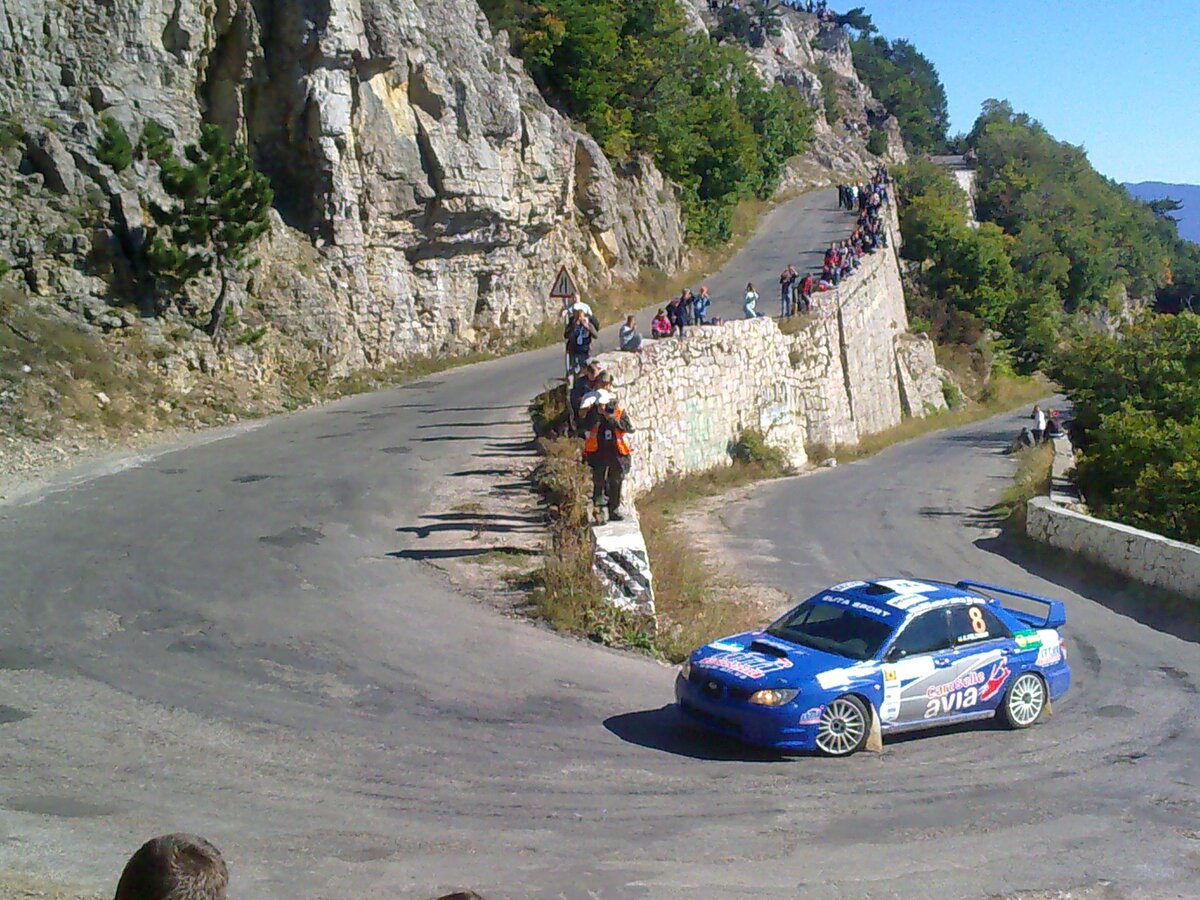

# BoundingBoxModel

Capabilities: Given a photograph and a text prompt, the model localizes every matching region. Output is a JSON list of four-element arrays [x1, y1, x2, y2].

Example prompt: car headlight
[[748, 688, 799, 707], [680, 660, 691, 680]]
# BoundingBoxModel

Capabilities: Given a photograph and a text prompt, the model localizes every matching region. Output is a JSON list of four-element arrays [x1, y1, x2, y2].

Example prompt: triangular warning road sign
[[548, 265, 577, 299]]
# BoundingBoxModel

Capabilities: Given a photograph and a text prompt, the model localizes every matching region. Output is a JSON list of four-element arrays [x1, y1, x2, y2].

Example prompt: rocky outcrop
[[895, 333, 949, 417], [0, 0, 686, 380], [683, 1, 906, 188]]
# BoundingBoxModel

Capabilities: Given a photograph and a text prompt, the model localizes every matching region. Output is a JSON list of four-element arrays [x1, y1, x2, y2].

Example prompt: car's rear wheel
[[1001, 672, 1046, 729], [815, 695, 869, 757]]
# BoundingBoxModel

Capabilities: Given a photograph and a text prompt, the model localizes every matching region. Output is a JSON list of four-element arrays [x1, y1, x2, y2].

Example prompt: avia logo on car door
[[881, 648, 1011, 724], [922, 659, 1010, 718]]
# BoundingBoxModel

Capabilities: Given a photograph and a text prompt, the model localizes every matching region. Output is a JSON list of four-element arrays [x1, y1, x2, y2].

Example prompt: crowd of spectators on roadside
[[561, 167, 893, 369], [558, 167, 892, 522]]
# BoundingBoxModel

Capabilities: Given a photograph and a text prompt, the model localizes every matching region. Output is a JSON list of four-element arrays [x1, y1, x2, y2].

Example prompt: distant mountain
[[1124, 181, 1200, 243]]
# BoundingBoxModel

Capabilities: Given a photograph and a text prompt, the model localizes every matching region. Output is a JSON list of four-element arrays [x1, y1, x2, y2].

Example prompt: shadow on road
[[416, 420, 526, 429], [396, 511, 543, 539], [388, 546, 537, 562], [421, 404, 527, 414], [975, 532, 1200, 645], [604, 706, 790, 762], [918, 505, 1005, 528]]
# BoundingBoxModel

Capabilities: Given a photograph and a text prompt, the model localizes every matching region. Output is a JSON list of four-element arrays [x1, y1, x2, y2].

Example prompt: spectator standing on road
[[798, 271, 814, 312], [618, 315, 642, 351], [582, 396, 634, 523], [1031, 403, 1047, 445], [743, 282, 762, 318], [779, 264, 798, 317], [565, 308, 598, 374], [682, 289, 697, 326], [694, 285, 712, 325], [667, 296, 687, 338], [569, 361, 601, 433]]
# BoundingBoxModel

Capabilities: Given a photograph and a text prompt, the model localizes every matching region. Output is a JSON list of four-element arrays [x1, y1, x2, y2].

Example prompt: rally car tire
[[1000, 671, 1046, 729], [815, 695, 869, 757]]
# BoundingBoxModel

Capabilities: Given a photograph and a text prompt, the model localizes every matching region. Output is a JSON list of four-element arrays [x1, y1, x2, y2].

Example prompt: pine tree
[[144, 125, 273, 339]]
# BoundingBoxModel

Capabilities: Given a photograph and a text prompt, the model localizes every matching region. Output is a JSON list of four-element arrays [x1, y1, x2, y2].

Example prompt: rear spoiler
[[956, 580, 1066, 630]]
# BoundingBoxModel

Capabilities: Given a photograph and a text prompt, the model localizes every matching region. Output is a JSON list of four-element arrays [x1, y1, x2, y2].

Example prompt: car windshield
[[766, 600, 895, 661]]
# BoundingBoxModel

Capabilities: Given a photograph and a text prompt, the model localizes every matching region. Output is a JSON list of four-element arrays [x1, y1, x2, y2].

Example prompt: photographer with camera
[[580, 389, 635, 524]]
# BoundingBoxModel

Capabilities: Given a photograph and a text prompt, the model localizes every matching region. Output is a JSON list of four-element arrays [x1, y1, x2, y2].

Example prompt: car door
[[937, 603, 1016, 714], [878, 609, 956, 726]]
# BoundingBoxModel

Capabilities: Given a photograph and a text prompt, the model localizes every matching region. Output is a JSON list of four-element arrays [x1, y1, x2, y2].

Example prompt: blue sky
[[862, 1, 1200, 185]]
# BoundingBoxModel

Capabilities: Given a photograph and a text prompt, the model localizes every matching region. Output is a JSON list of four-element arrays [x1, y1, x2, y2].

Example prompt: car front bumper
[[674, 673, 818, 750]]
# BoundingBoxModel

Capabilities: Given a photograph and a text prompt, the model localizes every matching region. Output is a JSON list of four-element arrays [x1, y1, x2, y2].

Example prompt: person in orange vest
[[582, 396, 634, 523]]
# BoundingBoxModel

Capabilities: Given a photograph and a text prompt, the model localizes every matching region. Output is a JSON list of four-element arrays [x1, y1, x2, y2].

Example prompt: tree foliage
[[850, 36, 948, 152], [479, 0, 813, 243], [896, 158, 1019, 346], [1047, 313, 1200, 544], [971, 100, 1195, 306], [143, 124, 273, 338], [712, 1, 782, 49]]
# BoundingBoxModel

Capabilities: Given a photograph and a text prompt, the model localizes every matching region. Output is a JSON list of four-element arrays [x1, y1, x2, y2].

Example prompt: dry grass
[[638, 479, 770, 663], [994, 442, 1055, 532], [835, 372, 1053, 463], [528, 525, 657, 651], [635, 436, 791, 661]]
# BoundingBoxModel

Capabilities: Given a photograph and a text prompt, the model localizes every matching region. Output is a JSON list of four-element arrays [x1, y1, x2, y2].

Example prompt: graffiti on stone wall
[[681, 397, 721, 470]]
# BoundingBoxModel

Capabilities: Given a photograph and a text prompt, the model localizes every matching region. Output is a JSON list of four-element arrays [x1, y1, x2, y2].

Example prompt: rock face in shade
[[0, 0, 685, 374]]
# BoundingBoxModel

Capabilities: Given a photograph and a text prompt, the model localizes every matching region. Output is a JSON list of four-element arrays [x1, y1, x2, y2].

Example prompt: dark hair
[[114, 834, 228, 900]]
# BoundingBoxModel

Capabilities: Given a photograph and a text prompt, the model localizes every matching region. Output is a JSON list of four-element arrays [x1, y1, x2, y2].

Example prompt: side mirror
[[884, 647, 904, 664]]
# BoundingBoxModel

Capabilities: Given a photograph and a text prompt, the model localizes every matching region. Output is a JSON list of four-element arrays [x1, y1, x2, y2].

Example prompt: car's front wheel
[[815, 695, 869, 757], [1000, 671, 1046, 729]]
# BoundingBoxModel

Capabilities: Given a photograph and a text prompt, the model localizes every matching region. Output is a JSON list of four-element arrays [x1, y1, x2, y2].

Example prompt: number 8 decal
[[968, 606, 987, 634]]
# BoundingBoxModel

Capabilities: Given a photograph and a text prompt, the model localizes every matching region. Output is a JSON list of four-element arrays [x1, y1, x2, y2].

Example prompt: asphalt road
[[1, 189, 1197, 899]]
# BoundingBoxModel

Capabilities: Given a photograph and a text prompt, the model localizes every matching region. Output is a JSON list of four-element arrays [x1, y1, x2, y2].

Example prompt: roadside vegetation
[[1047, 313, 1200, 544], [993, 442, 1054, 533], [477, 0, 813, 243], [526, 414, 789, 660], [893, 92, 1200, 545]]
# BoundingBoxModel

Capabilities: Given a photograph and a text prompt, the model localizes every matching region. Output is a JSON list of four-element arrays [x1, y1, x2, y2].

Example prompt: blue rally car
[[675, 578, 1071, 756]]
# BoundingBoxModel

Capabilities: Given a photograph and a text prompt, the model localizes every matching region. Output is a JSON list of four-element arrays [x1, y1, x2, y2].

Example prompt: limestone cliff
[[0, 0, 906, 478], [0, 0, 685, 379]]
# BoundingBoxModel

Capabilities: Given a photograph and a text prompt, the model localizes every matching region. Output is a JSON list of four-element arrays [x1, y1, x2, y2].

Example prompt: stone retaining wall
[[591, 214, 945, 499], [1026, 437, 1200, 600]]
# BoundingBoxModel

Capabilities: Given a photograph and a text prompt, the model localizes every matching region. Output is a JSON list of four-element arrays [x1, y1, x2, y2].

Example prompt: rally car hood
[[690, 631, 869, 689]]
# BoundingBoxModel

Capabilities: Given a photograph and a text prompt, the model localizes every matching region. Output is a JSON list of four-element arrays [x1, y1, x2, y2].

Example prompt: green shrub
[[144, 124, 273, 338], [730, 428, 790, 473], [866, 128, 888, 156], [96, 116, 133, 172], [941, 378, 963, 409]]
